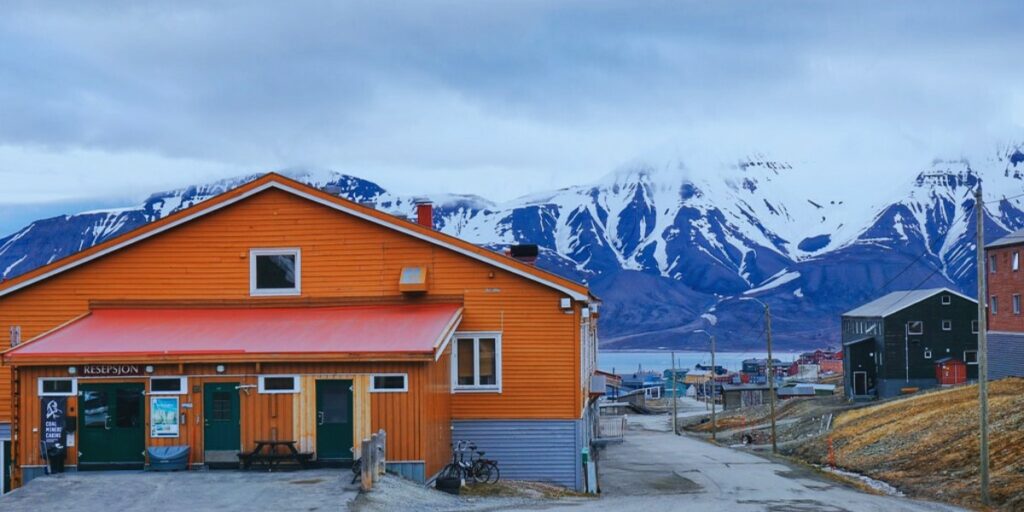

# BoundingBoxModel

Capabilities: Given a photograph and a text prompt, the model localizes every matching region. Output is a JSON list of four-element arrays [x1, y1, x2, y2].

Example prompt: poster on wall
[[40, 396, 67, 448], [150, 396, 179, 438]]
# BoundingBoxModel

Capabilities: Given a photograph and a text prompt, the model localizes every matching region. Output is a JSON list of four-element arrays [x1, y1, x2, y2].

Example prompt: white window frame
[[941, 295, 951, 306], [1015, 294, 1022, 315], [1014, 252, 1020, 272], [991, 296, 999, 315], [972, 320, 979, 334], [964, 350, 978, 365], [370, 373, 408, 393], [924, 349, 932, 359], [941, 320, 952, 331], [257, 375, 301, 394], [907, 321, 924, 336], [149, 376, 188, 395], [451, 332, 502, 393], [38, 377, 77, 397], [249, 248, 301, 296], [989, 255, 997, 273]]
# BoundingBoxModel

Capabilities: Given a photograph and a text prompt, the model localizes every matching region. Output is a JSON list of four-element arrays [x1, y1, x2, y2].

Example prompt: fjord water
[[599, 350, 803, 374]]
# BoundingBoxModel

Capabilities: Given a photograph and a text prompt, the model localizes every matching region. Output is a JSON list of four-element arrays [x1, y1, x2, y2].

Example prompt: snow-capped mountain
[[3, 150, 1024, 350]]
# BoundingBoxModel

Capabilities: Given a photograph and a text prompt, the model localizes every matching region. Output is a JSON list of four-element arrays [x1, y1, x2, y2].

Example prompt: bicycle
[[440, 440, 500, 484], [467, 443, 500, 484]]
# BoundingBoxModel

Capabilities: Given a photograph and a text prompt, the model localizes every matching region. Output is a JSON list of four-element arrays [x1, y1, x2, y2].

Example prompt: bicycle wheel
[[471, 461, 492, 484], [486, 462, 500, 484], [440, 463, 461, 480]]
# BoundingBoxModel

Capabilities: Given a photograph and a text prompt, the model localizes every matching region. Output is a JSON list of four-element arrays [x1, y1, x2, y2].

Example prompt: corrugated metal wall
[[452, 419, 581, 490], [988, 332, 1024, 379]]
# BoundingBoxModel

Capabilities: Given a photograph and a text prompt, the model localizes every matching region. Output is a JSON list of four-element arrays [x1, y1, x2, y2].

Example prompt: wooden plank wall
[[13, 362, 434, 470], [0, 188, 583, 425]]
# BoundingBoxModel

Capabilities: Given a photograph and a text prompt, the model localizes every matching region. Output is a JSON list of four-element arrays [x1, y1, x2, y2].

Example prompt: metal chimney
[[415, 201, 433, 229]]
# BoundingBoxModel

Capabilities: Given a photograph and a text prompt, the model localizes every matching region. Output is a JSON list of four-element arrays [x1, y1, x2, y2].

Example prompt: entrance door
[[78, 383, 145, 468], [315, 380, 353, 462], [853, 371, 868, 396], [204, 383, 240, 464]]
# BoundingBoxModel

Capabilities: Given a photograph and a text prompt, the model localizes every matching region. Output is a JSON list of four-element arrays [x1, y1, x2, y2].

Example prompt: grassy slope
[[794, 378, 1024, 511]]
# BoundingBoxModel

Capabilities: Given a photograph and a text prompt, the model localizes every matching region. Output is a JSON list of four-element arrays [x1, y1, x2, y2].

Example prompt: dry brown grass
[[795, 378, 1024, 511]]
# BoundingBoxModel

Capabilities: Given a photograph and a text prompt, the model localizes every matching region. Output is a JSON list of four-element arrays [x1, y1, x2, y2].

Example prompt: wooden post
[[360, 437, 373, 491], [377, 429, 387, 476]]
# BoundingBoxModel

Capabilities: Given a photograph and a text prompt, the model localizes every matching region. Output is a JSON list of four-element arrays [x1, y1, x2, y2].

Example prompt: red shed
[[935, 357, 967, 386]]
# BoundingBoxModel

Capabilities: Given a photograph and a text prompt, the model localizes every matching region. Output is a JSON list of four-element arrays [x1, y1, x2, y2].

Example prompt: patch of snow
[[3, 254, 27, 277], [744, 271, 800, 295]]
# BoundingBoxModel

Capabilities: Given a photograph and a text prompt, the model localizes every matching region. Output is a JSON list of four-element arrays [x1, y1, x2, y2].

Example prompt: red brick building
[[985, 229, 1024, 379]]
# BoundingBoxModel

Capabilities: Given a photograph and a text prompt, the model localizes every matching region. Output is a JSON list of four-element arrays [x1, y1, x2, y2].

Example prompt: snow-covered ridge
[[2, 146, 1024, 349]]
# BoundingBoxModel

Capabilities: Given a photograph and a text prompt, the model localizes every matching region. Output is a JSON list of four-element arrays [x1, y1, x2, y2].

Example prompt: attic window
[[250, 249, 301, 296], [399, 266, 428, 293], [907, 321, 924, 336], [941, 295, 951, 305], [942, 320, 952, 331], [1015, 252, 1020, 272]]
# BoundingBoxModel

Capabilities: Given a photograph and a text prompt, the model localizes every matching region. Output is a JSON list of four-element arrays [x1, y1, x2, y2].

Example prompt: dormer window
[[250, 249, 301, 296]]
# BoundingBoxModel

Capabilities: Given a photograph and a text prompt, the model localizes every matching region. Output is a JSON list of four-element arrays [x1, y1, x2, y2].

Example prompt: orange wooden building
[[0, 173, 599, 491]]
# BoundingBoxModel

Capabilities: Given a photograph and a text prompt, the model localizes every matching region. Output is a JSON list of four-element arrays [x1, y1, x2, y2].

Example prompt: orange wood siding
[[0, 188, 583, 424], [14, 361, 444, 470]]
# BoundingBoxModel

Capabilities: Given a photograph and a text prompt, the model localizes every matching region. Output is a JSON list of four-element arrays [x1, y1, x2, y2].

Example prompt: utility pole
[[975, 185, 990, 506], [710, 332, 717, 441], [694, 329, 717, 440], [765, 304, 778, 454], [671, 351, 678, 435]]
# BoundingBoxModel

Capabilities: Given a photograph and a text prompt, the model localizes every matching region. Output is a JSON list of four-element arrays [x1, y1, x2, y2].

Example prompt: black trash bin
[[46, 443, 67, 473]]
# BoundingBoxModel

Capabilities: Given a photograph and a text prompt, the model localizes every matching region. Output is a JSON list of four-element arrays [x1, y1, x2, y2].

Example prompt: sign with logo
[[150, 396, 179, 438], [82, 364, 141, 376], [40, 396, 67, 448]]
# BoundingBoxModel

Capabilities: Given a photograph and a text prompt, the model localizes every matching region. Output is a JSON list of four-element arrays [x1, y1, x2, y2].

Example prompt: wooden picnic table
[[238, 440, 313, 471]]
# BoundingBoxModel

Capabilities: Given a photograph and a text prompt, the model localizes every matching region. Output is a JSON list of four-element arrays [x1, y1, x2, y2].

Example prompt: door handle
[[317, 411, 325, 426]]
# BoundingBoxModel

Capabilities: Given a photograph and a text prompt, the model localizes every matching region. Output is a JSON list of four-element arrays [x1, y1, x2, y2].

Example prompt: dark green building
[[842, 288, 978, 399]]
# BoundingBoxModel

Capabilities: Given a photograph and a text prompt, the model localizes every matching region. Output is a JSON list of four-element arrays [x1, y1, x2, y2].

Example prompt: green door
[[203, 383, 240, 459], [315, 380, 353, 461], [78, 383, 145, 468]]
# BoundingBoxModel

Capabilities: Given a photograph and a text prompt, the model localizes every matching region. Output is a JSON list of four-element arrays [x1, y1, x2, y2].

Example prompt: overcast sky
[[1, 1, 1023, 234]]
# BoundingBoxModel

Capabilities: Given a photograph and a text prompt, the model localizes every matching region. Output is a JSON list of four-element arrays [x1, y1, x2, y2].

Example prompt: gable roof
[[0, 173, 590, 301], [986, 229, 1024, 249], [842, 287, 976, 318]]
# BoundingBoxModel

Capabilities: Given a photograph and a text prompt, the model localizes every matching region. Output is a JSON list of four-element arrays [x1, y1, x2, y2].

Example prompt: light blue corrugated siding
[[0, 423, 9, 440], [452, 420, 581, 489], [387, 462, 425, 482], [989, 332, 1024, 379]]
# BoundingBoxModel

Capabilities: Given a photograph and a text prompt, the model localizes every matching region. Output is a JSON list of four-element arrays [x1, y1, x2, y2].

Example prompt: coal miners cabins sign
[[81, 364, 142, 376]]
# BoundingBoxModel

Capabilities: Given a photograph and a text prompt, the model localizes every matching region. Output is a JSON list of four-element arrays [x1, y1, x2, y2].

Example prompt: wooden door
[[78, 383, 145, 468], [203, 383, 240, 459], [315, 380, 353, 461]]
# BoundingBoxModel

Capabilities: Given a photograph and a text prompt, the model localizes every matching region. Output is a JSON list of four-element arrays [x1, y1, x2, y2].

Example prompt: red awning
[[4, 303, 463, 361]]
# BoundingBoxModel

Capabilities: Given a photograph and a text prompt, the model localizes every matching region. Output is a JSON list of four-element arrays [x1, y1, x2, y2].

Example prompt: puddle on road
[[289, 479, 325, 485], [647, 472, 701, 493]]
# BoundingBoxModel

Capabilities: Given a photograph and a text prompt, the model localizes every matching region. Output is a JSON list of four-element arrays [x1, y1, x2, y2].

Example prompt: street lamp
[[694, 329, 716, 440], [739, 296, 778, 454]]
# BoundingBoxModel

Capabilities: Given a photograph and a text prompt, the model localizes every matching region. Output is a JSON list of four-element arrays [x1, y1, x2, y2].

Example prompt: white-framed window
[[924, 349, 932, 359], [942, 320, 952, 331], [149, 376, 188, 395], [1014, 252, 1020, 272], [991, 296, 999, 315], [250, 248, 301, 296], [1015, 294, 1021, 315], [38, 378, 77, 396], [989, 255, 997, 273], [941, 295, 952, 306], [451, 333, 502, 392], [972, 320, 979, 334], [258, 375, 300, 394], [370, 374, 408, 393], [964, 350, 978, 365], [907, 321, 924, 336]]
